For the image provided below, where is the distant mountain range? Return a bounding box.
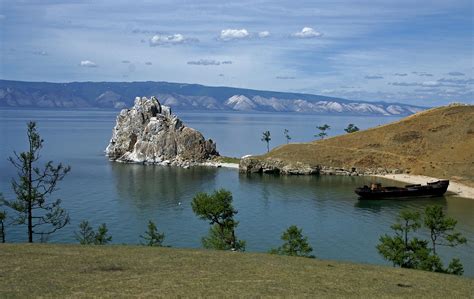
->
[0,80,426,116]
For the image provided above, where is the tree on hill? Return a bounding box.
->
[377,206,467,275]
[140,220,165,246]
[315,124,330,139]
[344,124,359,133]
[270,225,315,258]
[191,189,245,251]
[261,131,271,152]
[3,121,70,243]
[284,129,291,144]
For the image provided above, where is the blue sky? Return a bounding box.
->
[0,0,473,105]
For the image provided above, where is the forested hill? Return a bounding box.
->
[0,79,425,116]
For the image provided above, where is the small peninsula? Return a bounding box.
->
[240,104,474,196]
[105,96,219,167]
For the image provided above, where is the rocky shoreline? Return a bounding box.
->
[239,157,404,176]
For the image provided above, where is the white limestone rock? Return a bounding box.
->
[105,96,218,166]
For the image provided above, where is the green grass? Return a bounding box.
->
[214,156,241,164]
[0,244,472,297]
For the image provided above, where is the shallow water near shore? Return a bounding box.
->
[1,108,473,277]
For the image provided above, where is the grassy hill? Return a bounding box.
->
[242,105,474,187]
[0,244,472,297]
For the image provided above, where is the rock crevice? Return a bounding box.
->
[106,96,218,166]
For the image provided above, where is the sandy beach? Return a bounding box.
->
[375,174,474,200]
[200,161,240,169]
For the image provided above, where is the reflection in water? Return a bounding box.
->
[354,196,448,213]
[112,163,218,208]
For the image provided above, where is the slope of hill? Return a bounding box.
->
[240,105,474,187]
[0,244,472,297]
[0,79,425,115]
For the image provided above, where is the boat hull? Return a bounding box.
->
[355,180,449,200]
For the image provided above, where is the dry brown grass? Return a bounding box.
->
[0,244,473,297]
[260,105,474,187]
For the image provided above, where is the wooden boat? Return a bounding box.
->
[355,180,449,200]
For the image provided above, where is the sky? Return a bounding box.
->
[0,0,473,106]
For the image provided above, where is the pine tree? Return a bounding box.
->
[424,205,467,255]
[94,223,112,245]
[315,124,330,139]
[270,225,315,258]
[261,131,271,153]
[284,129,291,144]
[377,207,467,275]
[74,220,95,245]
[4,122,70,242]
[344,124,359,133]
[191,189,245,251]
[140,220,165,246]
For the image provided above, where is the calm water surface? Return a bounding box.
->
[1,108,473,276]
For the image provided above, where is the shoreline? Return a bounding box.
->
[200,162,474,199]
[374,174,474,200]
[200,161,240,169]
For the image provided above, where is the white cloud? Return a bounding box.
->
[149,34,195,46]
[258,31,270,38]
[292,27,322,38]
[219,29,249,41]
[80,60,98,67]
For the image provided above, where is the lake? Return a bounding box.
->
[1,108,473,277]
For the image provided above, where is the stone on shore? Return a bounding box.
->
[105,96,218,166]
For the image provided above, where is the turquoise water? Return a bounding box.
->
[1,108,473,276]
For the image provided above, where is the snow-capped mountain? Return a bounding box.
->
[0,80,426,116]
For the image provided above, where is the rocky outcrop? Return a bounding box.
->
[105,96,218,166]
[239,157,404,176]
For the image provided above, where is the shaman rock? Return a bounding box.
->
[105,96,218,165]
